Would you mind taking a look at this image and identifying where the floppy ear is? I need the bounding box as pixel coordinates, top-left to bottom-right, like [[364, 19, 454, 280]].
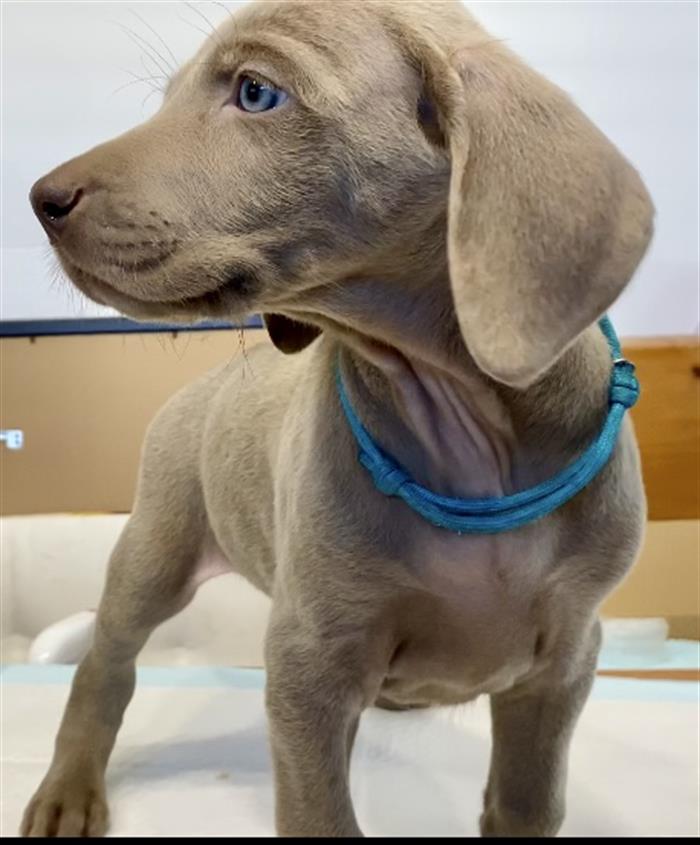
[[423, 39, 654, 386], [263, 313, 322, 354]]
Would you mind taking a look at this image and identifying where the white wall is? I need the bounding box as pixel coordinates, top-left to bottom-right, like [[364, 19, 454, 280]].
[[2, 1, 698, 335]]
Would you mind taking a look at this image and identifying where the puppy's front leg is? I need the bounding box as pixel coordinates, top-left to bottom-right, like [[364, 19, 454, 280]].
[[480, 621, 601, 837], [265, 606, 381, 837], [20, 510, 206, 837]]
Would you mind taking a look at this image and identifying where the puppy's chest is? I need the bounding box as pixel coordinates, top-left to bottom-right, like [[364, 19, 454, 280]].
[[382, 529, 553, 705], [407, 525, 548, 605]]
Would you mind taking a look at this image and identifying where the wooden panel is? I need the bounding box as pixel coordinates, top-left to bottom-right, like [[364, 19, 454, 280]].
[[0, 333, 698, 519], [602, 519, 699, 639], [597, 670, 699, 681], [0, 330, 269, 515], [625, 337, 700, 520]]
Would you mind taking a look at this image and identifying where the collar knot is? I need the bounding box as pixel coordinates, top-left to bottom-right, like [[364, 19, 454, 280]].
[[359, 452, 408, 496], [610, 359, 640, 409]]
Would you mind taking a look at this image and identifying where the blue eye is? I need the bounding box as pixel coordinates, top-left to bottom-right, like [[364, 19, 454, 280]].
[[235, 75, 288, 113]]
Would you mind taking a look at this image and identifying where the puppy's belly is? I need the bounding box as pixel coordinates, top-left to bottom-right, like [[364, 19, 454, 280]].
[[188, 535, 235, 591]]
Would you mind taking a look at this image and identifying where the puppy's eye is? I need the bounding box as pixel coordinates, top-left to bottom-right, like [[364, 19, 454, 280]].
[[235, 75, 288, 113]]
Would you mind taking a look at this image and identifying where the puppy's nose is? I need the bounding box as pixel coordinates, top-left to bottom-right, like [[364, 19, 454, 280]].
[[29, 178, 83, 240]]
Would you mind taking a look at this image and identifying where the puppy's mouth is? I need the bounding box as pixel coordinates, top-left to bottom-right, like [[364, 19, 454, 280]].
[[58, 252, 259, 322]]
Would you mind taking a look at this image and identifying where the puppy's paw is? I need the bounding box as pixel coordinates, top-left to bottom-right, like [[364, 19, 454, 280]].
[[479, 804, 564, 838], [20, 771, 109, 837]]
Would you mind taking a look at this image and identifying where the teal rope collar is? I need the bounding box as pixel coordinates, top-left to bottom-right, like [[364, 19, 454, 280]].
[[336, 317, 639, 534]]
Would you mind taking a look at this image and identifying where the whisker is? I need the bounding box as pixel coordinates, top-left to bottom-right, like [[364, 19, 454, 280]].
[[139, 55, 168, 90], [130, 9, 179, 72], [180, 330, 193, 361], [141, 86, 162, 113], [211, 0, 236, 27], [184, 1, 225, 47], [120, 64, 167, 85], [116, 22, 173, 82], [237, 326, 255, 380], [111, 71, 165, 98], [177, 13, 218, 48], [168, 332, 180, 360]]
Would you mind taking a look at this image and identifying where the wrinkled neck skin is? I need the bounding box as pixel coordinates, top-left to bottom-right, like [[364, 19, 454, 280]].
[[286, 267, 613, 502], [337, 291, 515, 499], [348, 354, 513, 500]]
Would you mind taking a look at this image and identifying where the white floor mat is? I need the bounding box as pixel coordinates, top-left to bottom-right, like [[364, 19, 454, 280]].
[[2, 666, 698, 837]]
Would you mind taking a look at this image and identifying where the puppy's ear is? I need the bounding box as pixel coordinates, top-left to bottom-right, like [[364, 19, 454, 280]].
[[400, 11, 654, 386], [263, 314, 322, 354]]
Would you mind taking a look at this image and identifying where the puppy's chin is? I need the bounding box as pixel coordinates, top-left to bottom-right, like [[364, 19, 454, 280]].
[[59, 256, 256, 325]]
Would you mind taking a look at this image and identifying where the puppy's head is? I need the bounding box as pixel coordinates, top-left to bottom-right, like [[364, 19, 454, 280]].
[[30, 0, 653, 386]]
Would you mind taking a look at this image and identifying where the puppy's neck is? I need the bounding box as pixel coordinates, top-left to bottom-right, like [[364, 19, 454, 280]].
[[341, 340, 517, 499], [288, 264, 613, 498], [338, 319, 612, 504]]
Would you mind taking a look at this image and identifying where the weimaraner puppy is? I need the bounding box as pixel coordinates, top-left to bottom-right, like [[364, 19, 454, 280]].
[[23, 0, 653, 837]]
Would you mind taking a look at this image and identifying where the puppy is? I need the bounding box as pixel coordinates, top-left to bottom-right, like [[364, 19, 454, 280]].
[[23, 0, 652, 836]]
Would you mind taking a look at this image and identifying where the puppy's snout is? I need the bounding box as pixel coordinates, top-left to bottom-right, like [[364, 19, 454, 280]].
[[30, 178, 84, 240]]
